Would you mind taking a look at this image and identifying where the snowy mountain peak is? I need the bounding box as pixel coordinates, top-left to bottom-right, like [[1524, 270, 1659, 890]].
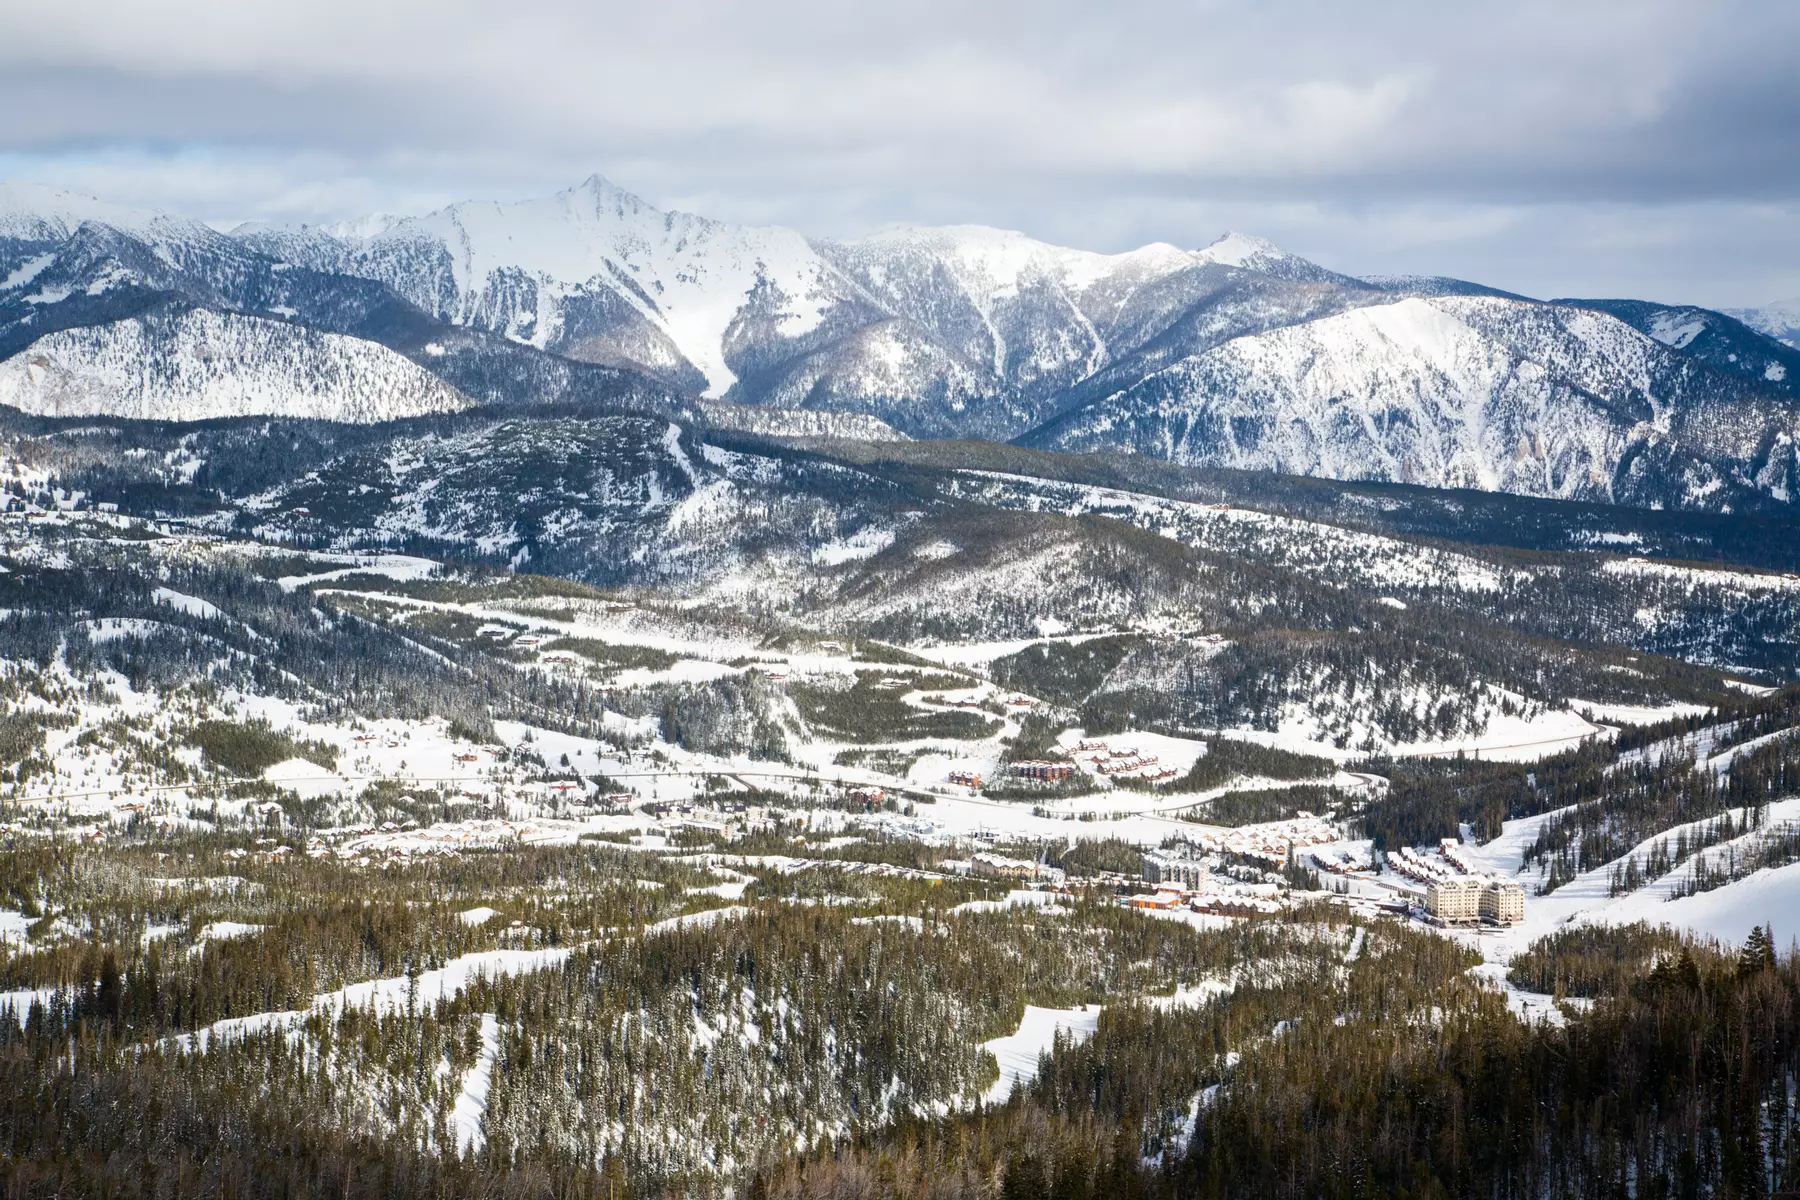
[[1195, 231, 1288, 266], [1191, 231, 1347, 284], [325, 175, 833, 398], [1024, 291, 1781, 506], [565, 172, 662, 221], [324, 213, 407, 241], [827, 225, 1203, 313], [4, 173, 1791, 510]]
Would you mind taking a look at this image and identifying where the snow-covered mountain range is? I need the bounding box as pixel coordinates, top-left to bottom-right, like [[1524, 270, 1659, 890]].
[[232, 178, 1360, 438], [1, 175, 1797, 511]]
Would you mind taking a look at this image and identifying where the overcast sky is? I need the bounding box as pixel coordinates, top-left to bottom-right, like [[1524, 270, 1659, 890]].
[[2, 0, 1797, 307]]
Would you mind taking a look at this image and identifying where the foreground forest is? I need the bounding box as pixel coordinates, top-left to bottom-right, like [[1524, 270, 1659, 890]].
[[0, 896, 1791, 1199]]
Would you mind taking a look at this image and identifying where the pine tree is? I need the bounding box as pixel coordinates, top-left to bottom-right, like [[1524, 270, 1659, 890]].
[[1740, 925, 1776, 976]]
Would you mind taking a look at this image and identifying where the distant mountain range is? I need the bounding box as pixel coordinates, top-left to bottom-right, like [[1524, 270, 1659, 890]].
[[2, 176, 1797, 512], [1726, 298, 1800, 350]]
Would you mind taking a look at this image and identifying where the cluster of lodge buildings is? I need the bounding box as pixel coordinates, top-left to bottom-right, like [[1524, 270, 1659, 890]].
[[565, 791, 635, 815], [1389, 842, 1471, 885], [637, 798, 784, 839], [1135, 851, 1288, 915], [1424, 877, 1525, 926], [947, 769, 983, 788], [1309, 844, 1374, 875], [1184, 815, 1338, 867], [1009, 760, 1075, 783], [1068, 740, 1177, 781], [1127, 889, 1284, 917], [1438, 838, 1479, 873]]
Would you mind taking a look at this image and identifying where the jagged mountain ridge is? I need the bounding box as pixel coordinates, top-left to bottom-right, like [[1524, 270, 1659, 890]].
[[1, 177, 1798, 511], [1026, 296, 1800, 508], [236, 177, 840, 399], [0, 187, 693, 426], [235, 179, 1330, 438]]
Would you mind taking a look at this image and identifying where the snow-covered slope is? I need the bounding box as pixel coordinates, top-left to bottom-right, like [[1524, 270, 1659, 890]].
[[0, 306, 472, 423], [0, 182, 270, 311], [804, 227, 1209, 432], [249, 175, 856, 400], [1028, 295, 1796, 506], [1562, 298, 1800, 400], [237, 183, 1262, 435], [242, 415, 907, 583]]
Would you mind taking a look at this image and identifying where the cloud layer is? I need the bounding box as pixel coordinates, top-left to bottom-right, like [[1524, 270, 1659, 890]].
[[3, 0, 1798, 305]]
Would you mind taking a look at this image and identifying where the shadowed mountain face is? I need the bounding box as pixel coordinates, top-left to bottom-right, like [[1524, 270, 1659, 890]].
[[2, 176, 1798, 512]]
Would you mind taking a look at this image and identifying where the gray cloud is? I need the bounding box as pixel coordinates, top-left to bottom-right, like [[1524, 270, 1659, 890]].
[[2, 0, 1798, 305]]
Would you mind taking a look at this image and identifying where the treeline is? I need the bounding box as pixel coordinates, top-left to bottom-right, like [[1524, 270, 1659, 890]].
[[186, 717, 339, 776], [655, 675, 795, 761], [1053, 838, 1145, 877], [1176, 929, 1797, 1198], [1360, 740, 1616, 850], [0, 1026, 618, 1200], [0, 893, 1300, 1198], [3, 873, 1794, 1200], [1505, 921, 1696, 997], [1196, 784, 1341, 828], [1673, 817, 1800, 899], [788, 672, 999, 747]]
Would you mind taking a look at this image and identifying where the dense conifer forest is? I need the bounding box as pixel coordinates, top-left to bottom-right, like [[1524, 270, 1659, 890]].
[[3, 895, 1791, 1199]]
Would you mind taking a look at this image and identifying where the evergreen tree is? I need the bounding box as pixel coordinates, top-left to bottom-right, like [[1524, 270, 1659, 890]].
[[1741, 924, 1777, 976]]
